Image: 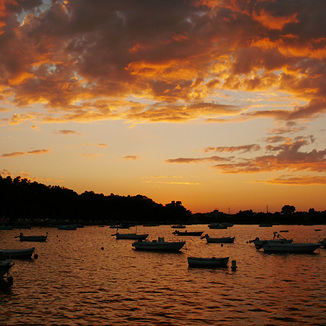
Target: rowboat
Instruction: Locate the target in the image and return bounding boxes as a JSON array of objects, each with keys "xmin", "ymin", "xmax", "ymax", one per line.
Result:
[
  {"xmin": 113, "ymin": 232, "xmax": 149, "ymax": 240},
  {"xmin": 173, "ymin": 230, "xmax": 203, "ymax": 236},
  {"xmin": 16, "ymin": 233, "xmax": 47, "ymax": 242},
  {"xmin": 187, "ymin": 257, "xmax": 229, "ymax": 268},
  {"xmin": 0, "ymin": 247, "xmax": 35, "ymax": 259},
  {"xmin": 263, "ymin": 243, "xmax": 321, "ymax": 253},
  {"xmin": 201, "ymin": 234, "xmax": 235, "ymax": 243},
  {"xmin": 0, "ymin": 252, "xmax": 14, "ymax": 278},
  {"xmin": 132, "ymin": 237, "xmax": 185, "ymax": 251}
]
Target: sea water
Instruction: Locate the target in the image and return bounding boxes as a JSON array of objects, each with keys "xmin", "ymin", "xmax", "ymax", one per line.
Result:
[{"xmin": 1, "ymin": 224, "xmax": 325, "ymax": 325}]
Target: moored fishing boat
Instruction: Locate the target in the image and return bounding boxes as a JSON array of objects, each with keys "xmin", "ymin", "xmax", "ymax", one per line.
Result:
[
  {"xmin": 249, "ymin": 232, "xmax": 293, "ymax": 249},
  {"xmin": 16, "ymin": 233, "xmax": 47, "ymax": 242},
  {"xmin": 262, "ymin": 243, "xmax": 321, "ymax": 253},
  {"xmin": 57, "ymin": 225, "xmax": 77, "ymax": 230},
  {"xmin": 132, "ymin": 237, "xmax": 185, "ymax": 251},
  {"xmin": 113, "ymin": 232, "xmax": 149, "ymax": 240},
  {"xmin": 0, "ymin": 247, "xmax": 35, "ymax": 259},
  {"xmin": 201, "ymin": 234, "xmax": 235, "ymax": 243},
  {"xmin": 173, "ymin": 230, "xmax": 203, "ymax": 236},
  {"xmin": 187, "ymin": 257, "xmax": 229, "ymax": 268}
]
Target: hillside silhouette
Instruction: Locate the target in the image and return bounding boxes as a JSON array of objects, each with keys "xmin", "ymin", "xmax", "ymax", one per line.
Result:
[{"xmin": 0, "ymin": 175, "xmax": 325, "ymax": 226}]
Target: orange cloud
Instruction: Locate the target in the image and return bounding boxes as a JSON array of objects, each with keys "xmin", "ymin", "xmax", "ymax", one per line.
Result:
[
  {"xmin": 122, "ymin": 155, "xmax": 140, "ymax": 160},
  {"xmin": 54, "ymin": 129, "xmax": 81, "ymax": 135},
  {"xmin": 1, "ymin": 149, "xmax": 50, "ymax": 157},
  {"xmin": 166, "ymin": 137, "xmax": 326, "ymax": 174},
  {"xmin": 266, "ymin": 175, "xmax": 326, "ymax": 185},
  {"xmin": 0, "ymin": 0, "xmax": 325, "ymax": 129},
  {"xmin": 252, "ymin": 10, "xmax": 298, "ymax": 31},
  {"xmin": 203, "ymin": 144, "xmax": 261, "ymax": 153},
  {"xmin": 166, "ymin": 156, "xmax": 231, "ymax": 164}
]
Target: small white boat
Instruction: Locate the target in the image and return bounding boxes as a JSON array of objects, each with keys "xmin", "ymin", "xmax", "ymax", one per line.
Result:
[
  {"xmin": 187, "ymin": 257, "xmax": 229, "ymax": 268},
  {"xmin": 132, "ymin": 237, "xmax": 185, "ymax": 251},
  {"xmin": 0, "ymin": 247, "xmax": 35, "ymax": 259},
  {"xmin": 113, "ymin": 232, "xmax": 149, "ymax": 240},
  {"xmin": 0, "ymin": 252, "xmax": 14, "ymax": 278},
  {"xmin": 16, "ymin": 233, "xmax": 47, "ymax": 242},
  {"xmin": 249, "ymin": 232, "xmax": 292, "ymax": 249},
  {"xmin": 263, "ymin": 243, "xmax": 321, "ymax": 253},
  {"xmin": 201, "ymin": 234, "xmax": 235, "ymax": 243}
]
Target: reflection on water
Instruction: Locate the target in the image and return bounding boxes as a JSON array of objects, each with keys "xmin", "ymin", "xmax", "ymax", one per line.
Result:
[{"xmin": 1, "ymin": 225, "xmax": 325, "ymax": 325}]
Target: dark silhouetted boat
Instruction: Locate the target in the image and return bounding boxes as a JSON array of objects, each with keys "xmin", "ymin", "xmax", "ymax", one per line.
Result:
[
  {"xmin": 57, "ymin": 225, "xmax": 77, "ymax": 230},
  {"xmin": 171, "ymin": 225, "xmax": 186, "ymax": 229},
  {"xmin": 263, "ymin": 243, "xmax": 321, "ymax": 253},
  {"xmin": 249, "ymin": 232, "xmax": 292, "ymax": 249},
  {"xmin": 0, "ymin": 247, "xmax": 35, "ymax": 259},
  {"xmin": 173, "ymin": 230, "xmax": 203, "ymax": 236},
  {"xmin": 201, "ymin": 234, "xmax": 235, "ymax": 243},
  {"xmin": 187, "ymin": 257, "xmax": 229, "ymax": 268},
  {"xmin": 132, "ymin": 237, "xmax": 185, "ymax": 251},
  {"xmin": 113, "ymin": 232, "xmax": 149, "ymax": 240},
  {"xmin": 16, "ymin": 233, "xmax": 47, "ymax": 242}
]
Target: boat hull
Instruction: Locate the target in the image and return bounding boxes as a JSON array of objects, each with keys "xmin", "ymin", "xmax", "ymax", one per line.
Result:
[
  {"xmin": 1, "ymin": 248, "xmax": 35, "ymax": 259},
  {"xmin": 57, "ymin": 225, "xmax": 77, "ymax": 230},
  {"xmin": 188, "ymin": 257, "xmax": 229, "ymax": 268},
  {"xmin": 115, "ymin": 233, "xmax": 149, "ymax": 240},
  {"xmin": 19, "ymin": 236, "xmax": 47, "ymax": 242},
  {"xmin": 206, "ymin": 237, "xmax": 235, "ymax": 243},
  {"xmin": 132, "ymin": 240, "xmax": 185, "ymax": 252},
  {"xmin": 263, "ymin": 243, "xmax": 320, "ymax": 253},
  {"xmin": 253, "ymin": 239, "xmax": 293, "ymax": 249}
]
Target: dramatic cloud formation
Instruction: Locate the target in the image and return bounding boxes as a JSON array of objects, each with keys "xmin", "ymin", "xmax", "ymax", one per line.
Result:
[
  {"xmin": 0, "ymin": 0, "xmax": 325, "ymax": 126},
  {"xmin": 0, "ymin": 1, "xmax": 325, "ymax": 213}
]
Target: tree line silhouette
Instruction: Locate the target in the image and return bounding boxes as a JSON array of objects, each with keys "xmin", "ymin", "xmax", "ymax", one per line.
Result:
[{"xmin": 0, "ymin": 175, "xmax": 325, "ymax": 226}]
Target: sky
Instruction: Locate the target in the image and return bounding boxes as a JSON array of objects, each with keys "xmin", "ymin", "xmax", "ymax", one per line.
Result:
[{"xmin": 0, "ymin": 0, "xmax": 326, "ymax": 214}]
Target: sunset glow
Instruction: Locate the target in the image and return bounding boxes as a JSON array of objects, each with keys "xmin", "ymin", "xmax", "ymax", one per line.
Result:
[{"xmin": 1, "ymin": 0, "xmax": 325, "ymax": 213}]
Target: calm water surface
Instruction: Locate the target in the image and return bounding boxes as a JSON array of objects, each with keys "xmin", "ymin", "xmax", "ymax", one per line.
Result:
[{"xmin": 1, "ymin": 224, "xmax": 325, "ymax": 325}]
